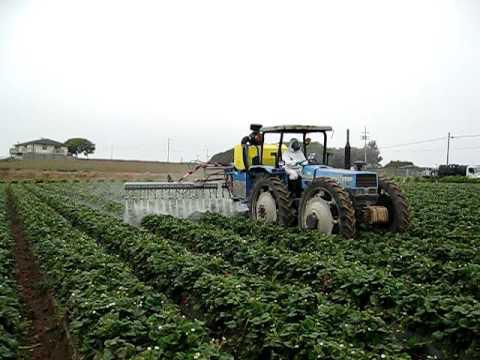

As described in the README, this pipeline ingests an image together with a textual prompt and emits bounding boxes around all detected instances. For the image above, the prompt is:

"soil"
[6,190,73,360]
[0,158,195,182]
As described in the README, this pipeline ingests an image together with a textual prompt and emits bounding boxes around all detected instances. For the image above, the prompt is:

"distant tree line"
[323,140,383,168]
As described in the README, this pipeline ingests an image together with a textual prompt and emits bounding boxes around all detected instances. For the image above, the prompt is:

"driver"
[283,138,306,180]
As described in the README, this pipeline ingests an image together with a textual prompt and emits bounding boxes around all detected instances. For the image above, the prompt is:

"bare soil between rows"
[6,189,73,360]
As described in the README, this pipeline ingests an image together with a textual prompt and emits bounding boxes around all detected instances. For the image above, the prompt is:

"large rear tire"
[248,176,295,226]
[377,177,410,233]
[298,178,356,238]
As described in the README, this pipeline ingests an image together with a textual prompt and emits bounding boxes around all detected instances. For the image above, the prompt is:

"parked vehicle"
[438,164,480,178]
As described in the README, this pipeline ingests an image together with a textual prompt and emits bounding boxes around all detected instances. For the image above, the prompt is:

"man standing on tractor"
[283,138,306,180]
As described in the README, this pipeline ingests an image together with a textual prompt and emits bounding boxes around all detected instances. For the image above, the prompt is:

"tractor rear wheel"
[248,176,295,226]
[376,177,410,233]
[298,178,356,238]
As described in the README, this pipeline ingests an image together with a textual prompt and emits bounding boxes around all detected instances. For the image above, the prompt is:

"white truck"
[466,165,480,178]
[437,164,480,178]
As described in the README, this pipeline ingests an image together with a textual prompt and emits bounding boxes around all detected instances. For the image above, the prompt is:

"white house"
[10,138,68,160]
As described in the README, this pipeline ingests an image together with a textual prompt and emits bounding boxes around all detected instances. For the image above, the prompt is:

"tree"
[326,141,382,168]
[65,138,96,158]
[384,160,415,168]
[365,140,383,167]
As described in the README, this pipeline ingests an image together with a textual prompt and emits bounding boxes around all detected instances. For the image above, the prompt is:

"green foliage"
[64,138,96,157]
[437,176,480,184]
[0,186,24,360]
[384,161,415,168]
[10,181,480,359]
[198,183,480,358]
[414,176,480,184]
[12,186,228,359]
[327,140,383,168]
[28,185,411,359]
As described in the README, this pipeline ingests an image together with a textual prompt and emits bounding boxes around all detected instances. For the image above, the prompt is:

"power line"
[448,133,480,164]
[379,133,480,150]
[377,132,479,165]
[451,134,480,139]
[380,136,446,149]
[384,147,444,152]
[453,145,480,151]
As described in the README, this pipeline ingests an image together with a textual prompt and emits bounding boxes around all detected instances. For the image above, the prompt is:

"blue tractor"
[225,124,410,238]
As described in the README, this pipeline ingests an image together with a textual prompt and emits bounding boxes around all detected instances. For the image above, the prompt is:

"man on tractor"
[283,138,306,180]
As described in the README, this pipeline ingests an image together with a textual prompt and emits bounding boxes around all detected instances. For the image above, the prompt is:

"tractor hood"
[301,165,378,189]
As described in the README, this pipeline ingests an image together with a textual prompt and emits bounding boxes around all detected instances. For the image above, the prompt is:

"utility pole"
[206,148,209,162]
[446,132,451,165]
[167,138,171,162]
[361,127,370,164]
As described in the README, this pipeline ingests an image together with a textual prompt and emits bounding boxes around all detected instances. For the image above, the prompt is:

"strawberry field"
[0,181,479,359]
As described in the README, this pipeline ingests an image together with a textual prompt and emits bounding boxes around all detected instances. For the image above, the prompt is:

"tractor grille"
[356,174,377,188]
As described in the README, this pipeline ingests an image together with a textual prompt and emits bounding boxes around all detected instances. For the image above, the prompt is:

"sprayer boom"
[124,176,245,224]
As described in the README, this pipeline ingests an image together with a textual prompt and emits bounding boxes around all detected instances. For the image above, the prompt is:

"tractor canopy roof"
[260,125,333,133]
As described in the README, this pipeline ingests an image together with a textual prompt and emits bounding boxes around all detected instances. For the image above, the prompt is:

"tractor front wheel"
[249,176,295,226]
[376,177,410,233]
[298,178,356,238]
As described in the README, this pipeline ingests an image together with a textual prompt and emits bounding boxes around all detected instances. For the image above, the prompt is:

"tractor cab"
[225,124,410,238]
[229,124,378,202]
[232,124,331,171]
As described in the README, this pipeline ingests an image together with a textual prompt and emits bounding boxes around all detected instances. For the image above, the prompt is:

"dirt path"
[6,189,73,360]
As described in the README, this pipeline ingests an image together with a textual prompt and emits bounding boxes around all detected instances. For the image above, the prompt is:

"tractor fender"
[248,165,285,175]
[248,166,288,182]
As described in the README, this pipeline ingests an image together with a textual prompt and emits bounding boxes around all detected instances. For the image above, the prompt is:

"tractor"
[224,124,410,238]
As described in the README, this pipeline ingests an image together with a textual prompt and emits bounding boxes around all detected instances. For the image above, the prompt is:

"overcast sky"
[1,0,479,166]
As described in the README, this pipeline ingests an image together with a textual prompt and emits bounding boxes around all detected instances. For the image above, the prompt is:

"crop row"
[11,186,228,359]
[140,212,480,357]
[198,183,480,264]
[201,211,479,299]
[199,202,479,299]
[198,185,480,356]
[28,184,411,359]
[41,182,124,217]
[141,214,409,311]
[0,186,24,360]
[32,182,480,357]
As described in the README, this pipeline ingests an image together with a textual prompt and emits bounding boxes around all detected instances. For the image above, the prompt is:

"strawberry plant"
[14,181,480,359]
[11,186,229,359]
[29,184,411,359]
[199,184,480,357]
[0,186,24,360]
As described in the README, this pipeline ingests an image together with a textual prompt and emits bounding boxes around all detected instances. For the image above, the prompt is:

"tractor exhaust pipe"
[345,129,351,169]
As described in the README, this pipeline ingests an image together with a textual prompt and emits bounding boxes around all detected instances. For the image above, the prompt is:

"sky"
[0,0,479,166]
